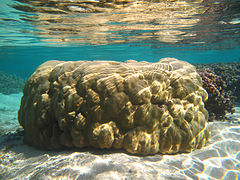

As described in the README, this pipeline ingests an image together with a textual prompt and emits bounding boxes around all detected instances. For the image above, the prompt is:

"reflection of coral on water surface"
[11,0,240,46]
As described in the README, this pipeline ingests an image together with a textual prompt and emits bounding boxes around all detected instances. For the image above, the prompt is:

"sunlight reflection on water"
[1,0,240,49]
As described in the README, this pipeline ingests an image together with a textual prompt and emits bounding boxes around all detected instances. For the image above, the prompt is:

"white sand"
[0,93,239,179]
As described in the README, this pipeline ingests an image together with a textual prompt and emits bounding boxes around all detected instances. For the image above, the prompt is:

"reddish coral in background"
[197,69,235,121]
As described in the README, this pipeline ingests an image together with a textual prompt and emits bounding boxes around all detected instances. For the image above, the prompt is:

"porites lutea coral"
[18,58,210,155]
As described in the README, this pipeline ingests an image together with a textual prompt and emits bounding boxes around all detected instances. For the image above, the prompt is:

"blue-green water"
[1,46,240,78]
[0,0,240,179]
[1,0,240,78]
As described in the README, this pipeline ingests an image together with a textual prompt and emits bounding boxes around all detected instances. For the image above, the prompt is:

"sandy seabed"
[0,93,239,179]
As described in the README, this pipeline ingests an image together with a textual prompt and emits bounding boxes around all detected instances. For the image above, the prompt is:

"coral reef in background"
[0,71,25,95]
[197,69,235,121]
[18,58,210,155]
[195,62,240,103]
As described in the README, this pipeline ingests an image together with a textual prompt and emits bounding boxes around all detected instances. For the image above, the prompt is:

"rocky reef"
[197,69,235,121]
[0,71,25,95]
[195,62,240,104]
[18,58,210,155]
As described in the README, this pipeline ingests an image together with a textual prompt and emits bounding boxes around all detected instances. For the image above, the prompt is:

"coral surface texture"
[195,62,240,103]
[18,58,210,154]
[197,69,235,120]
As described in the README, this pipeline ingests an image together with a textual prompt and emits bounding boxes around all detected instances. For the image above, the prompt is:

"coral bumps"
[197,69,235,121]
[18,58,210,154]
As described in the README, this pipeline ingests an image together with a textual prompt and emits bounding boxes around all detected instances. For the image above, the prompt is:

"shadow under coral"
[1,109,239,179]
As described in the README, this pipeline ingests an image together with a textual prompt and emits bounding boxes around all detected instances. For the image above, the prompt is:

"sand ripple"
[1,119,239,179]
[0,93,239,179]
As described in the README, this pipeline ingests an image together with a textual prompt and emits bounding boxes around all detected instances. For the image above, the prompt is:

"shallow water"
[0,0,240,179]
[1,0,240,77]
[0,93,239,179]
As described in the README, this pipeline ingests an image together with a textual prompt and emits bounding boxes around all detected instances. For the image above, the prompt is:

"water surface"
[1,0,240,77]
[0,0,240,179]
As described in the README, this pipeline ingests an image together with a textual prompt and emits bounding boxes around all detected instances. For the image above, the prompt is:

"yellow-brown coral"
[18,58,210,154]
